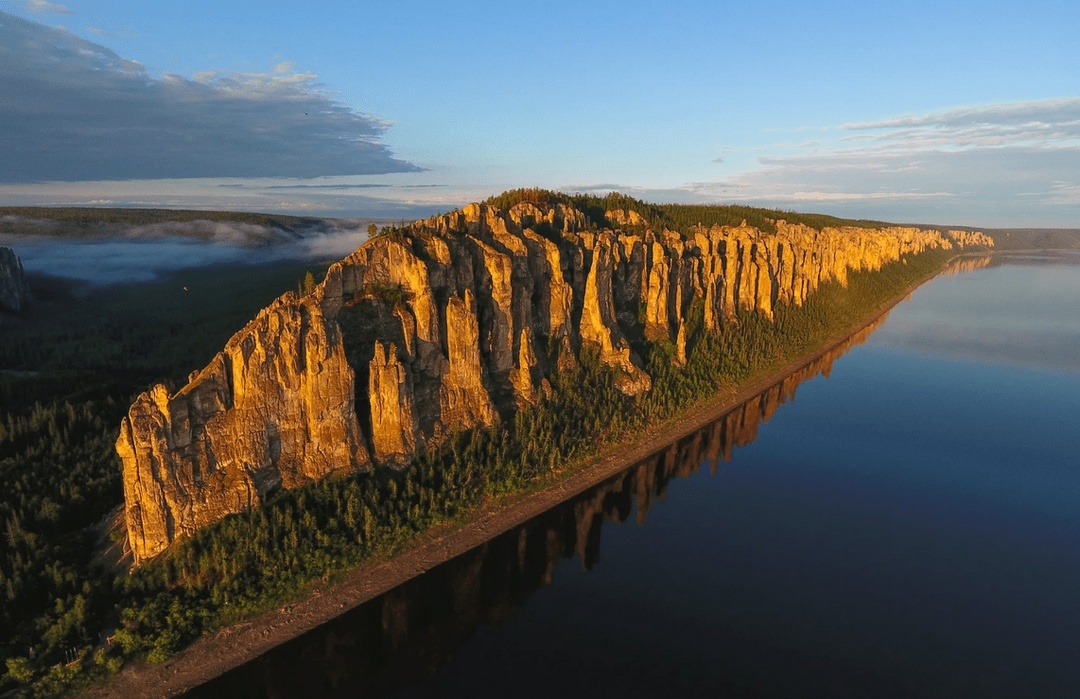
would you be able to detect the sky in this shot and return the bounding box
[1,0,1078,227]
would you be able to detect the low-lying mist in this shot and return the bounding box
[0,220,375,284]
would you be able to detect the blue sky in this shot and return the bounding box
[1,0,1078,226]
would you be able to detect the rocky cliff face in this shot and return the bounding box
[117,294,366,562]
[117,201,991,564]
[0,246,29,316]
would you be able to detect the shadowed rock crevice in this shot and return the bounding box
[337,296,411,463]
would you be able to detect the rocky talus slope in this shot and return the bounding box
[116,201,991,564]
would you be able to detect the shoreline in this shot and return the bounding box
[84,257,949,699]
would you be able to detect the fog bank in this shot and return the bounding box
[0,224,374,284]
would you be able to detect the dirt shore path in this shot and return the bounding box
[83,264,944,699]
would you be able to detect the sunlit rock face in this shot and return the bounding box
[117,294,367,564]
[117,202,992,564]
[0,246,29,315]
[368,341,417,467]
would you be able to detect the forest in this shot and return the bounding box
[0,198,957,696]
[484,188,898,235]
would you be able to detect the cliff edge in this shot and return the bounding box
[116,199,992,565]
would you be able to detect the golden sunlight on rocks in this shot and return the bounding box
[117,201,990,564]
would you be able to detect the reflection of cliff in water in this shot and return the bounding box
[944,250,1080,274]
[940,255,993,276]
[186,314,889,699]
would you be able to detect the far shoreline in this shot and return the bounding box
[83,254,959,699]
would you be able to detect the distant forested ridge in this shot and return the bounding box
[0,207,331,241]
[981,227,1080,250]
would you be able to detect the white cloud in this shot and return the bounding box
[1046,180,1080,205]
[86,25,139,39]
[680,98,1080,226]
[841,99,1080,151]
[0,12,418,183]
[697,189,955,204]
[25,0,72,15]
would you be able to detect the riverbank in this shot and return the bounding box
[83,256,953,699]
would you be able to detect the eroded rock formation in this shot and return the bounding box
[117,200,992,564]
[0,246,29,316]
[117,294,366,562]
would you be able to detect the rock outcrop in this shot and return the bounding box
[0,246,29,316]
[368,342,417,467]
[947,230,994,248]
[117,199,992,564]
[117,293,366,563]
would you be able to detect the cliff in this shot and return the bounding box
[0,246,29,316]
[116,199,991,564]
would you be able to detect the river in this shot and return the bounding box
[188,251,1080,698]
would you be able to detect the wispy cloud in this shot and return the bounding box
[1046,180,1080,205]
[841,100,1080,152]
[86,25,139,39]
[25,0,72,15]
[682,98,1080,226]
[0,12,418,183]
[844,99,1080,139]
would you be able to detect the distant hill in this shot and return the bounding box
[0,206,333,242]
[982,228,1080,251]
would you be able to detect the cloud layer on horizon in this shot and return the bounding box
[684,99,1080,226]
[0,12,418,183]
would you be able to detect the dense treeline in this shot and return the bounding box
[0,399,125,688]
[0,264,326,401]
[0,262,328,695]
[0,201,950,695]
[484,188,897,235]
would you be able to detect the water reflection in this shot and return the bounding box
[187,313,889,699]
[940,255,993,276]
[941,250,1080,275]
[869,250,1080,374]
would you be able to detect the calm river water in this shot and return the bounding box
[190,252,1080,698]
